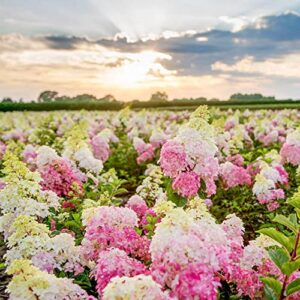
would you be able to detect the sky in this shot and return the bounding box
[1,0,300,101]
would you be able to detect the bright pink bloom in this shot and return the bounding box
[137,144,155,165]
[39,159,83,198]
[274,165,289,185]
[227,154,244,166]
[133,137,156,165]
[257,188,284,211]
[94,248,148,296]
[280,144,300,166]
[170,263,221,300]
[81,207,150,262]
[159,141,188,177]
[220,162,251,189]
[90,135,110,162]
[126,195,148,219]
[247,162,261,177]
[172,171,200,198]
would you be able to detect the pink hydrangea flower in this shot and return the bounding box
[22,145,37,165]
[137,145,155,165]
[193,157,219,196]
[126,195,148,219]
[280,144,300,166]
[257,188,284,211]
[274,165,289,185]
[31,252,57,273]
[90,135,110,162]
[81,207,150,262]
[39,159,83,198]
[159,141,188,178]
[170,263,221,300]
[227,154,244,166]
[133,137,155,165]
[172,171,200,198]
[94,248,148,296]
[220,162,251,189]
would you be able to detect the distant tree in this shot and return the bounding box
[1,97,13,103]
[54,95,71,102]
[100,94,116,102]
[73,94,97,102]
[38,91,58,102]
[149,91,169,102]
[130,99,140,106]
[229,93,276,101]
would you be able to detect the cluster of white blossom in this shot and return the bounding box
[0,151,60,238]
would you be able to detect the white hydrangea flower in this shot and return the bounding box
[286,128,300,146]
[103,275,167,300]
[252,174,275,196]
[37,145,59,167]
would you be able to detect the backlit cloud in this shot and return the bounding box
[212,54,300,78]
[1,3,300,100]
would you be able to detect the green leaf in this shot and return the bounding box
[268,247,290,274]
[288,194,300,210]
[146,214,153,223]
[282,258,300,276]
[65,220,81,230]
[72,213,81,223]
[289,214,298,227]
[286,278,300,296]
[260,276,282,296]
[264,285,279,300]
[115,188,128,194]
[258,228,294,252]
[134,228,142,236]
[166,179,186,207]
[273,215,298,234]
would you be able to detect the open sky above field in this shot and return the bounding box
[1,0,300,101]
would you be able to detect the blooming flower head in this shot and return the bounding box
[159,140,188,177]
[81,206,150,262]
[280,128,300,166]
[94,248,148,296]
[150,207,239,296]
[7,259,93,300]
[172,171,200,198]
[103,275,168,300]
[253,174,275,196]
[90,135,110,162]
[220,161,251,189]
[126,195,148,219]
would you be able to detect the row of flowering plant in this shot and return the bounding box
[0,107,300,299]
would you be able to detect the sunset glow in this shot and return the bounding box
[1,1,300,100]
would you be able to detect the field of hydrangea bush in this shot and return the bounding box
[0,106,300,299]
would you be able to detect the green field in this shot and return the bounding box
[1,99,300,111]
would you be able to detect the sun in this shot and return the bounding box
[106,51,175,87]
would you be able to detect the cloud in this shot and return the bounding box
[1,11,300,99]
[212,54,300,78]
[82,12,300,78]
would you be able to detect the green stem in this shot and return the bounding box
[279,229,300,300]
